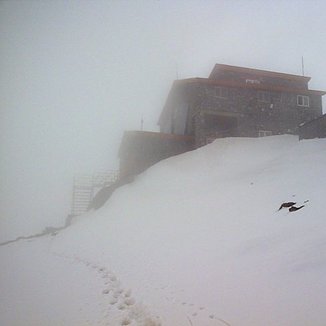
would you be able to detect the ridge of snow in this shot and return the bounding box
[2,135,326,325]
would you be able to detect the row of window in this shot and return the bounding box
[210,87,310,107]
[259,92,310,107]
[258,130,273,137]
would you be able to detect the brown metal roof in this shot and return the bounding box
[209,63,312,82]
[175,77,326,96]
[122,130,193,141]
[119,130,194,157]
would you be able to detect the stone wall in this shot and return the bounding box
[159,65,324,148]
[184,81,322,145]
[119,131,194,178]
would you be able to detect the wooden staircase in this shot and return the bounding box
[71,171,119,216]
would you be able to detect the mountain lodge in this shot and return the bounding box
[119,64,326,178]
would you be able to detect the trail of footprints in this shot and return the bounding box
[64,254,161,326]
[158,286,230,325]
[53,252,227,325]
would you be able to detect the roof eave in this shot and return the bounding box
[210,63,312,82]
[175,78,326,96]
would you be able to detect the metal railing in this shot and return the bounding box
[71,171,119,216]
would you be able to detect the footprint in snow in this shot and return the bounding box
[124,289,132,298]
[115,288,123,294]
[109,298,118,305]
[113,291,120,299]
[121,318,131,325]
[124,298,135,306]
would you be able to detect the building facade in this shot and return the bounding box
[159,64,325,147]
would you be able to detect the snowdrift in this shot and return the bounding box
[52,135,326,325]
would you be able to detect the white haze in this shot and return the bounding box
[1,0,326,241]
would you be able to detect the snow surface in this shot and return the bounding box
[1,135,326,325]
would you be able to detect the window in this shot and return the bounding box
[258,130,272,137]
[258,91,270,102]
[215,87,228,98]
[297,95,309,107]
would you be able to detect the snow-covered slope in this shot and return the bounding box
[2,135,326,325]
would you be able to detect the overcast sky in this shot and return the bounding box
[1,0,326,240]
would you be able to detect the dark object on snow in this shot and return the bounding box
[289,205,305,212]
[88,175,135,210]
[279,202,296,210]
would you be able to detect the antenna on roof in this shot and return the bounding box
[301,56,305,76]
[176,63,179,80]
[141,115,144,131]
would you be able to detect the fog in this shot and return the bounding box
[1,0,326,241]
